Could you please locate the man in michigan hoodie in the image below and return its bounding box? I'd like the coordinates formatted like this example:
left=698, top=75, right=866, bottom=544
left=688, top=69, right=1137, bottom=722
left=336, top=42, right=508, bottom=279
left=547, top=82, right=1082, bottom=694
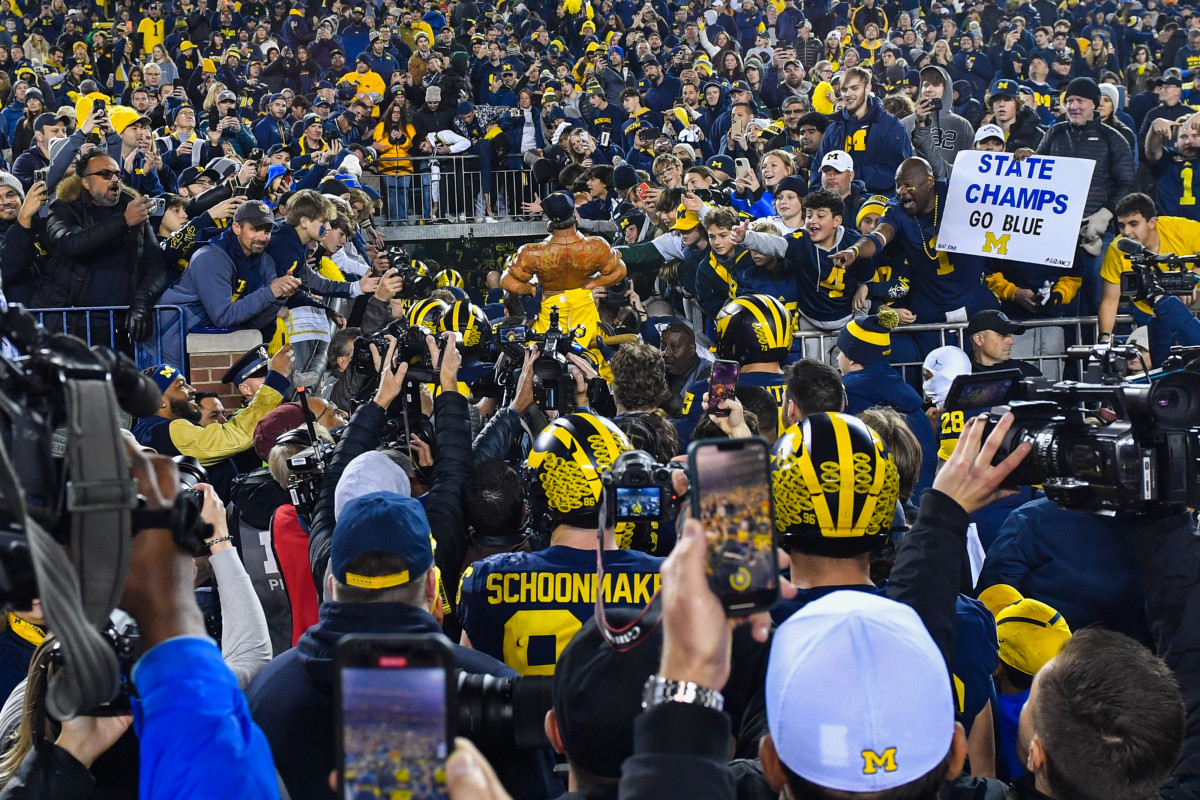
left=901, top=65, right=975, bottom=180
left=809, top=66, right=912, bottom=196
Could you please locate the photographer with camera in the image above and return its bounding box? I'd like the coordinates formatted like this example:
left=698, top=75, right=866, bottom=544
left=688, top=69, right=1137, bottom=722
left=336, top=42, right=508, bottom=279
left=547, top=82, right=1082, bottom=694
left=249, top=484, right=560, bottom=800
left=307, top=334, right=474, bottom=618
left=1098, top=192, right=1200, bottom=342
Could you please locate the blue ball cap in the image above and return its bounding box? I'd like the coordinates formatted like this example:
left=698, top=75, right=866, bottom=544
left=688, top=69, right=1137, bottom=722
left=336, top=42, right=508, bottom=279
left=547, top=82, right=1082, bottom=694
left=706, top=154, right=735, bottom=176
left=543, top=190, right=576, bottom=223
left=332, top=492, right=433, bottom=588
left=989, top=77, right=1019, bottom=98
left=457, top=100, right=475, bottom=116
left=148, top=363, right=183, bottom=394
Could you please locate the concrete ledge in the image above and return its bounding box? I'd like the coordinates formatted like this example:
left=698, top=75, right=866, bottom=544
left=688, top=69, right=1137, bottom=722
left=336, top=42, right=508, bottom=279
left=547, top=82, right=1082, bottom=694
left=186, top=329, right=264, bottom=354
left=379, top=219, right=548, bottom=243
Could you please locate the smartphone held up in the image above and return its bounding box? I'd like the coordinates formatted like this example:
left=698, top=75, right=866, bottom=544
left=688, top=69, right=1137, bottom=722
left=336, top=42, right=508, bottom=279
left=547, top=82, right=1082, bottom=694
left=337, top=634, right=454, bottom=800
left=689, top=438, right=778, bottom=614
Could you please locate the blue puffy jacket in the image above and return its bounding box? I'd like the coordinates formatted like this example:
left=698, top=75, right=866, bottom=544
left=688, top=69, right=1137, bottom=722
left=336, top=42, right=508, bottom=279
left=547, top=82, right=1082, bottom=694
left=810, top=95, right=912, bottom=195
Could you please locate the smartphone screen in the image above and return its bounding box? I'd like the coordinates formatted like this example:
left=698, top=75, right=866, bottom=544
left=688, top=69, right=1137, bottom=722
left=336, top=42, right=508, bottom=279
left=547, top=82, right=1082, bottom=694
left=337, top=635, right=453, bottom=800
left=499, top=326, right=525, bottom=344
left=688, top=438, right=778, bottom=614
left=707, top=359, right=739, bottom=417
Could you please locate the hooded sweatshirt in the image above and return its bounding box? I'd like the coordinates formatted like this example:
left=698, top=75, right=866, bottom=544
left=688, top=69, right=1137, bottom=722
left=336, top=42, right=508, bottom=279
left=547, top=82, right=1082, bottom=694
left=900, top=66, right=975, bottom=180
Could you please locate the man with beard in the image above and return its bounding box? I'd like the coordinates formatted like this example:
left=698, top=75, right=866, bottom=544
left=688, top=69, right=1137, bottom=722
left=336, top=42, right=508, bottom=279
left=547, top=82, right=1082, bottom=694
left=0, top=170, right=47, bottom=305
left=660, top=318, right=712, bottom=417
left=831, top=157, right=999, bottom=361
left=1146, top=108, right=1200, bottom=222
left=156, top=200, right=301, bottom=366
left=37, top=147, right=166, bottom=348
left=133, top=346, right=293, bottom=498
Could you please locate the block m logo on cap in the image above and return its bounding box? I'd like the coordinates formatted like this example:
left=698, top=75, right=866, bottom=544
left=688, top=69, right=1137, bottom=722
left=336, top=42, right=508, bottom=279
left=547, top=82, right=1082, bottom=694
left=862, top=747, right=898, bottom=775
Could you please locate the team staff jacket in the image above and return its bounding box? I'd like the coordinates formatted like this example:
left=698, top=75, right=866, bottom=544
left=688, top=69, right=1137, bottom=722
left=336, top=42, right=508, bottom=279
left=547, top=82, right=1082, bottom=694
left=879, top=180, right=999, bottom=321
left=457, top=545, right=663, bottom=676
left=674, top=370, right=788, bottom=452
left=810, top=95, right=913, bottom=195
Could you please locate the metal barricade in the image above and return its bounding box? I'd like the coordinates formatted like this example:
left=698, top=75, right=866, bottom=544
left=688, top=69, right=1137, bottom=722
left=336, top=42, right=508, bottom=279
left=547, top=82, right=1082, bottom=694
left=363, top=155, right=541, bottom=224
left=794, top=315, right=1135, bottom=384
left=27, top=305, right=188, bottom=374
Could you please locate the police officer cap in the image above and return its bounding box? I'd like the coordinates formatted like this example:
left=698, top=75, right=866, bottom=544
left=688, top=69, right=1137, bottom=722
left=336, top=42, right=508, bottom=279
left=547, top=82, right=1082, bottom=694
left=221, top=345, right=271, bottom=386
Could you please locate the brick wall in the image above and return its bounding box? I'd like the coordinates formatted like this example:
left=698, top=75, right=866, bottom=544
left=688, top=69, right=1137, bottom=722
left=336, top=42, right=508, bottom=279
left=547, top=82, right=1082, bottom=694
left=186, top=330, right=265, bottom=411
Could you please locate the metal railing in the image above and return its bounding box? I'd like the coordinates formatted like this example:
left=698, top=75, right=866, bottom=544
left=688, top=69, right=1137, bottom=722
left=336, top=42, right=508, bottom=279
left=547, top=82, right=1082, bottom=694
left=28, top=305, right=188, bottom=374
left=795, top=315, right=1135, bottom=384
left=362, top=155, right=545, bottom=224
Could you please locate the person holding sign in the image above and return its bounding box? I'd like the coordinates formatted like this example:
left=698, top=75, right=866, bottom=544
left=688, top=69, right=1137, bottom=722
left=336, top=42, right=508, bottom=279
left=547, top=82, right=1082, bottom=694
left=1012, top=77, right=1134, bottom=315
left=830, top=157, right=1000, bottom=361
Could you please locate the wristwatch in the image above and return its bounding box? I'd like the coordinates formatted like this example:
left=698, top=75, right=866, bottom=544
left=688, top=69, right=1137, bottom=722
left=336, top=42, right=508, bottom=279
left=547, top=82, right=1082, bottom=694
left=641, top=675, right=725, bottom=712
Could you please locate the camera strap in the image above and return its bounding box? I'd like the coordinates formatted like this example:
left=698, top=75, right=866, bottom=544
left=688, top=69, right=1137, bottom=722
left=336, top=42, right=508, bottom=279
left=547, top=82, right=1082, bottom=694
left=0, top=378, right=127, bottom=720
left=592, top=487, right=662, bottom=653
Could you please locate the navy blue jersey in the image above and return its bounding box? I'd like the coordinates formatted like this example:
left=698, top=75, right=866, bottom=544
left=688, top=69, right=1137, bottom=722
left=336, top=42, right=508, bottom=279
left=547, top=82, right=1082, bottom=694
left=457, top=546, right=662, bottom=675
left=674, top=370, right=788, bottom=453
left=783, top=228, right=876, bottom=322
left=881, top=181, right=993, bottom=320
left=1150, top=150, right=1200, bottom=223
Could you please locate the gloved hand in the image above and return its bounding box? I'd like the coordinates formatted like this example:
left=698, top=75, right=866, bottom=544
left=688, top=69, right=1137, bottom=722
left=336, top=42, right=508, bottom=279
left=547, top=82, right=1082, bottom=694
left=1041, top=290, right=1065, bottom=311
left=126, top=297, right=152, bottom=342
left=1081, top=207, right=1114, bottom=242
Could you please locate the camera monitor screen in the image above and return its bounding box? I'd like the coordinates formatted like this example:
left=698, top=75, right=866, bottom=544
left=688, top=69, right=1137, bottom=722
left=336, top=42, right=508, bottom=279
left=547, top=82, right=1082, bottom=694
left=499, top=326, right=526, bottom=344
left=341, top=665, right=449, bottom=800
left=944, top=370, right=1023, bottom=411
left=615, top=485, right=661, bottom=522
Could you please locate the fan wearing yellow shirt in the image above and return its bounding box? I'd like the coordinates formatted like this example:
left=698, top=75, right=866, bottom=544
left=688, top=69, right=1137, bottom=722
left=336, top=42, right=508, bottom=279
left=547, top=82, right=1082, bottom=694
left=1098, top=192, right=1200, bottom=340
left=137, top=4, right=166, bottom=55
left=339, top=56, right=385, bottom=99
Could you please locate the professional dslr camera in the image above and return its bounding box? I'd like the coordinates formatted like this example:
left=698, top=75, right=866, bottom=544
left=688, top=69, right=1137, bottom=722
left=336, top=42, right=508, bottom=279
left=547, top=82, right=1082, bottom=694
left=1116, top=238, right=1199, bottom=299
left=945, top=344, right=1200, bottom=515
left=601, top=450, right=683, bottom=524
left=384, top=250, right=435, bottom=301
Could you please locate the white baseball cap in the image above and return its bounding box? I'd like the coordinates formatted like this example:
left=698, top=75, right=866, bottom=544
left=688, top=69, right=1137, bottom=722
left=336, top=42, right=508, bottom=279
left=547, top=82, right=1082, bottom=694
left=819, top=150, right=854, bottom=173
left=766, top=591, right=955, bottom=793
left=974, top=123, right=1006, bottom=144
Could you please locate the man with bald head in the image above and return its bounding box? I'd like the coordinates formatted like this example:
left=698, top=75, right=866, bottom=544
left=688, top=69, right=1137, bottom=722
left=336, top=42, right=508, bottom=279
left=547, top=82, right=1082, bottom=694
left=831, top=157, right=999, bottom=359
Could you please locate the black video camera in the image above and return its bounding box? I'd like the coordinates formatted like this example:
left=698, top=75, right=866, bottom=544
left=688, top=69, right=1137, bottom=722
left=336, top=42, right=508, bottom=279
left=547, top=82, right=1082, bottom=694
left=945, top=351, right=1200, bottom=515
left=1116, top=238, right=1199, bottom=299
left=456, top=672, right=552, bottom=750
left=386, top=250, right=435, bottom=301
left=602, top=449, right=683, bottom=523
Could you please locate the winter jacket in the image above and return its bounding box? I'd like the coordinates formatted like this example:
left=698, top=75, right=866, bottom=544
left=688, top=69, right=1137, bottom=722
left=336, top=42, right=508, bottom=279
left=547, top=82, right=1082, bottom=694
left=35, top=175, right=166, bottom=312
left=952, top=80, right=986, bottom=129
left=1037, top=114, right=1134, bottom=216
left=0, top=215, right=42, bottom=306
left=1003, top=105, right=1047, bottom=152
left=811, top=95, right=912, bottom=195
left=246, top=601, right=561, bottom=800
left=950, top=47, right=996, bottom=98
left=264, top=222, right=356, bottom=299
left=977, top=497, right=1151, bottom=644
left=308, top=393, right=472, bottom=611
